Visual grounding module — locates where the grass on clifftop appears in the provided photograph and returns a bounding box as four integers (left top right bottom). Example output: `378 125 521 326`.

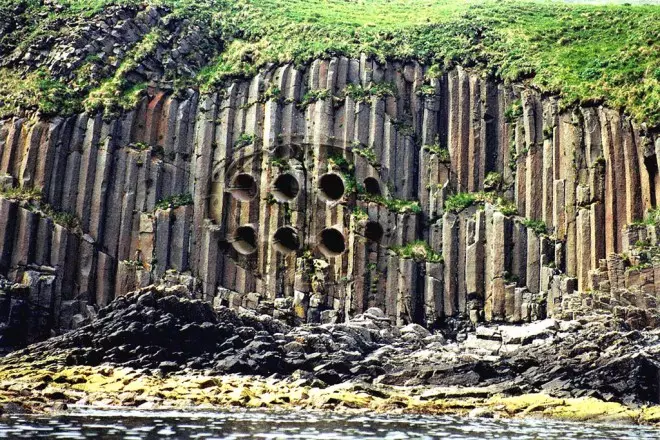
1 0 659 125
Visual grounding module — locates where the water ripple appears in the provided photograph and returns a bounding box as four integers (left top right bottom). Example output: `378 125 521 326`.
0 408 657 439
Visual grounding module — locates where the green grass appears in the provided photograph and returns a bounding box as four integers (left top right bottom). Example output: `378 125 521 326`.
444 191 518 215
1 0 659 125
154 193 194 211
0 186 81 229
632 207 660 226
392 240 444 263
521 218 549 234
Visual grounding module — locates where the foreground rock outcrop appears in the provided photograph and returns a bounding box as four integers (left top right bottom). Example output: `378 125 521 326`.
2 284 658 418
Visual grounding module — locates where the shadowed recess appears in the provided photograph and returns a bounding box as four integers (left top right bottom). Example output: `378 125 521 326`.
232 225 257 255
363 177 381 196
365 221 384 243
319 173 345 202
319 228 346 257
272 174 300 202
230 174 258 201
273 226 300 254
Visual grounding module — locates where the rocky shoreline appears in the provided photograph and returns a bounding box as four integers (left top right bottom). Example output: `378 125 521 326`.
0 284 658 426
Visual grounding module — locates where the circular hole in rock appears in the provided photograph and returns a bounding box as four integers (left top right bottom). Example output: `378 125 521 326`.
365 221 384 243
272 174 300 202
273 145 293 159
273 226 300 254
319 173 345 202
363 177 381 196
318 228 346 257
232 225 257 255
230 174 257 201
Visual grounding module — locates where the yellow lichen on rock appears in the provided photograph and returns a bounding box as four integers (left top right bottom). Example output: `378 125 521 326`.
0 360 658 428
488 394 641 424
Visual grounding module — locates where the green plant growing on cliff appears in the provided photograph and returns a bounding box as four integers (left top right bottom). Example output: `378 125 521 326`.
84 28 162 117
3 0 660 127
122 258 144 269
298 88 332 109
445 191 518 216
234 133 256 150
0 186 81 230
521 218 548 235
640 208 660 226
505 99 523 123
391 120 415 138
626 261 653 273
543 126 554 140
262 85 282 102
444 192 478 213
155 193 193 211
422 142 450 163
416 84 436 97
0 186 43 203
392 240 443 263
328 152 357 194
484 171 504 192
351 207 369 222
128 142 151 151
361 193 422 214
270 156 290 170
351 142 378 167
344 82 397 102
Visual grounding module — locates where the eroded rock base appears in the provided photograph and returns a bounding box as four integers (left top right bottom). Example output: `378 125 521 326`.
1 283 658 421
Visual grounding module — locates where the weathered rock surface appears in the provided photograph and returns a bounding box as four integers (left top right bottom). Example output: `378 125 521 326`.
2 55 659 343
11 284 660 406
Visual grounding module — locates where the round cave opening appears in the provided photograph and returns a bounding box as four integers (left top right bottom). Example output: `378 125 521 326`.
318 228 346 257
273 226 300 254
272 174 300 202
319 173 345 202
363 177 381 196
232 225 258 255
230 174 258 201
365 221 384 243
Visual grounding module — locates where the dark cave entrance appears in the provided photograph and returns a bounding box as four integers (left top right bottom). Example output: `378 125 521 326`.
319 173 345 201
232 225 257 255
273 173 300 202
230 174 258 201
318 228 346 257
363 177 381 196
365 221 384 243
273 226 300 254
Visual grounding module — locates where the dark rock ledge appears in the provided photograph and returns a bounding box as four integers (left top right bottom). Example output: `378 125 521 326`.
0 284 659 422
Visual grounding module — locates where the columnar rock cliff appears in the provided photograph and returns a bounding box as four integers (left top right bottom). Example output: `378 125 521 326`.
1 56 659 343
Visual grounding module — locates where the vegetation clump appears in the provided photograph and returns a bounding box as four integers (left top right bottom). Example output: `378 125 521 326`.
521 218 548 235
328 152 357 194
298 89 332 108
234 133 256 150
1 1 659 126
0 186 81 229
351 207 369 222
344 82 397 102
84 29 162 118
360 192 422 214
444 191 517 216
351 142 378 167
155 193 193 211
633 208 660 226
422 143 450 162
392 240 443 263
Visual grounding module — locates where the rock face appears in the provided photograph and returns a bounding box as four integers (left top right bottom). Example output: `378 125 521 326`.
15 285 660 405
1 55 660 343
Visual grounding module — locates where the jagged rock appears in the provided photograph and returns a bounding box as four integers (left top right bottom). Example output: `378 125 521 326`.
6 283 658 406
